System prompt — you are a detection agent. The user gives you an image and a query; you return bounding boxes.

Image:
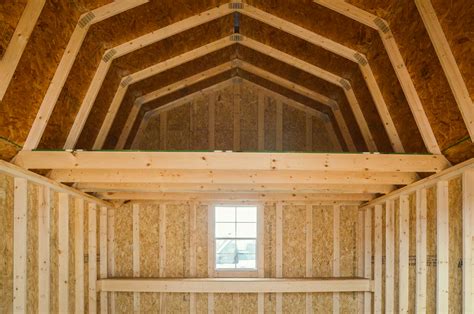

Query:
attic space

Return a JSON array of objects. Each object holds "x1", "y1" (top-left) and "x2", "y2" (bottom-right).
[{"x1": 0, "y1": 0, "x2": 473, "y2": 313}]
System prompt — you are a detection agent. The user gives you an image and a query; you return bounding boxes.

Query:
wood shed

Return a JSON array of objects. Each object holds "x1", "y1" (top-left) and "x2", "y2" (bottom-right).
[{"x1": 0, "y1": 0, "x2": 473, "y2": 313}]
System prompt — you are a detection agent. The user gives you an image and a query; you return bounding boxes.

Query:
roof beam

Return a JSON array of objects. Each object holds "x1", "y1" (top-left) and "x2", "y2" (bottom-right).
[
  {"x1": 23, "y1": 0, "x2": 149, "y2": 150},
  {"x1": 314, "y1": 0, "x2": 441, "y2": 154},
  {"x1": 0, "y1": 0, "x2": 46, "y2": 100},
  {"x1": 14, "y1": 151, "x2": 449, "y2": 173},
  {"x1": 75, "y1": 182, "x2": 394, "y2": 194},
  {"x1": 49, "y1": 168, "x2": 418, "y2": 185},
  {"x1": 414, "y1": 0, "x2": 474, "y2": 140}
]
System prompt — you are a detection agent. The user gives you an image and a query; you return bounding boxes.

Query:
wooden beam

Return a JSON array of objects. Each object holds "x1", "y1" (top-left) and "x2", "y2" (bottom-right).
[
  {"x1": 374, "y1": 204, "x2": 382, "y2": 313},
  {"x1": 462, "y1": 170, "x2": 474, "y2": 313},
  {"x1": 88, "y1": 203, "x2": 97, "y2": 314},
  {"x1": 399, "y1": 194, "x2": 409, "y2": 313},
  {"x1": 415, "y1": 0, "x2": 474, "y2": 140},
  {"x1": 333, "y1": 205, "x2": 340, "y2": 313},
  {"x1": 207, "y1": 205, "x2": 215, "y2": 313},
  {"x1": 23, "y1": 0, "x2": 149, "y2": 150},
  {"x1": 97, "y1": 278, "x2": 373, "y2": 293},
  {"x1": 75, "y1": 198, "x2": 85, "y2": 314},
  {"x1": 363, "y1": 208, "x2": 372, "y2": 313},
  {"x1": 436, "y1": 180, "x2": 449, "y2": 312},
  {"x1": 50, "y1": 169, "x2": 418, "y2": 185},
  {"x1": 38, "y1": 186, "x2": 51, "y2": 313},
  {"x1": 313, "y1": 0, "x2": 441, "y2": 154},
  {"x1": 416, "y1": 188, "x2": 427, "y2": 313},
  {"x1": 385, "y1": 199, "x2": 395, "y2": 313},
  {"x1": 95, "y1": 192, "x2": 375, "y2": 202},
  {"x1": 13, "y1": 177, "x2": 28, "y2": 313},
  {"x1": 75, "y1": 182, "x2": 395, "y2": 194},
  {"x1": 99, "y1": 206, "x2": 108, "y2": 314},
  {"x1": 58, "y1": 193, "x2": 69, "y2": 313},
  {"x1": 16, "y1": 151, "x2": 450, "y2": 172},
  {"x1": 0, "y1": 0, "x2": 46, "y2": 100},
  {"x1": 65, "y1": 36, "x2": 234, "y2": 149}
]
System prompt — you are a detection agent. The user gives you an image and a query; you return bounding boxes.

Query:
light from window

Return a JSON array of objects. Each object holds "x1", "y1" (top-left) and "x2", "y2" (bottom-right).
[{"x1": 215, "y1": 205, "x2": 257, "y2": 270}]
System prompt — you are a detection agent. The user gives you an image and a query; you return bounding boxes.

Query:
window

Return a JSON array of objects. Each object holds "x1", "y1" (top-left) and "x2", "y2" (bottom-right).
[{"x1": 213, "y1": 205, "x2": 260, "y2": 273}]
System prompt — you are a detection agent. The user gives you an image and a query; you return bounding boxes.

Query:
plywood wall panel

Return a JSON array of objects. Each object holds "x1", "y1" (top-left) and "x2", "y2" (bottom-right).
[
  {"x1": 215, "y1": 86, "x2": 234, "y2": 151},
  {"x1": 340, "y1": 205, "x2": 359, "y2": 313},
  {"x1": 192, "y1": 98, "x2": 210, "y2": 151},
  {"x1": 26, "y1": 183, "x2": 39, "y2": 312},
  {"x1": 282, "y1": 105, "x2": 305, "y2": 152},
  {"x1": 312, "y1": 116, "x2": 333, "y2": 152},
  {"x1": 264, "y1": 97, "x2": 277, "y2": 151},
  {"x1": 114, "y1": 204, "x2": 133, "y2": 312},
  {"x1": 240, "y1": 83, "x2": 259, "y2": 152},
  {"x1": 140, "y1": 115, "x2": 160, "y2": 150},
  {"x1": 167, "y1": 103, "x2": 191, "y2": 150}
]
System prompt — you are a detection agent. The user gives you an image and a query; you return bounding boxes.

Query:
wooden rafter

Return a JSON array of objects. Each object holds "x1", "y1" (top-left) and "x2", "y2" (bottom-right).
[
  {"x1": 13, "y1": 151, "x2": 449, "y2": 173},
  {"x1": 0, "y1": 0, "x2": 46, "y2": 100},
  {"x1": 23, "y1": 0, "x2": 149, "y2": 150},
  {"x1": 314, "y1": 0, "x2": 441, "y2": 154},
  {"x1": 414, "y1": 0, "x2": 474, "y2": 140}
]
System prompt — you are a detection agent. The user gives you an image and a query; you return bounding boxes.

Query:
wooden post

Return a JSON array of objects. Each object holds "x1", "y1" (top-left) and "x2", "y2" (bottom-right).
[
  {"x1": 100, "y1": 206, "x2": 108, "y2": 313},
  {"x1": 363, "y1": 208, "x2": 372, "y2": 313},
  {"x1": 333, "y1": 205, "x2": 340, "y2": 314},
  {"x1": 258, "y1": 92, "x2": 265, "y2": 151},
  {"x1": 209, "y1": 94, "x2": 216, "y2": 151},
  {"x1": 132, "y1": 204, "x2": 140, "y2": 313},
  {"x1": 207, "y1": 205, "x2": 215, "y2": 314},
  {"x1": 399, "y1": 194, "x2": 409, "y2": 313},
  {"x1": 463, "y1": 170, "x2": 474, "y2": 313},
  {"x1": 75, "y1": 198, "x2": 85, "y2": 313},
  {"x1": 190, "y1": 202, "x2": 197, "y2": 314},
  {"x1": 374, "y1": 205, "x2": 382, "y2": 313},
  {"x1": 385, "y1": 200, "x2": 395, "y2": 313},
  {"x1": 38, "y1": 186, "x2": 51, "y2": 313},
  {"x1": 306, "y1": 204, "x2": 313, "y2": 313},
  {"x1": 13, "y1": 177, "x2": 28, "y2": 313},
  {"x1": 89, "y1": 203, "x2": 97, "y2": 314},
  {"x1": 416, "y1": 188, "x2": 427, "y2": 313},
  {"x1": 437, "y1": 181, "x2": 449, "y2": 312},
  {"x1": 257, "y1": 203, "x2": 265, "y2": 314},
  {"x1": 107, "y1": 209, "x2": 116, "y2": 313},
  {"x1": 276, "y1": 100, "x2": 283, "y2": 151},
  {"x1": 58, "y1": 193, "x2": 69, "y2": 313},
  {"x1": 159, "y1": 204, "x2": 167, "y2": 312},
  {"x1": 276, "y1": 202, "x2": 283, "y2": 312}
]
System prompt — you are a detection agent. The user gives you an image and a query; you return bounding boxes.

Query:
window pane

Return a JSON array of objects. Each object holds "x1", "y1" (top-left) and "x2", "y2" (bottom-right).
[
  {"x1": 216, "y1": 239, "x2": 236, "y2": 269},
  {"x1": 236, "y1": 239, "x2": 256, "y2": 269},
  {"x1": 216, "y1": 223, "x2": 235, "y2": 238},
  {"x1": 236, "y1": 206, "x2": 257, "y2": 222},
  {"x1": 236, "y1": 222, "x2": 256, "y2": 238},
  {"x1": 215, "y1": 206, "x2": 235, "y2": 222}
]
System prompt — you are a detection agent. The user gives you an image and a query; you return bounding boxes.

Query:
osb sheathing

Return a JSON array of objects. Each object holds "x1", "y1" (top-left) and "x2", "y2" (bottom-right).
[
  {"x1": 26, "y1": 183, "x2": 39, "y2": 313},
  {"x1": 0, "y1": 0, "x2": 111, "y2": 158},
  {"x1": 448, "y1": 178, "x2": 462, "y2": 312},
  {"x1": 139, "y1": 204, "x2": 160, "y2": 312},
  {"x1": 282, "y1": 104, "x2": 306, "y2": 152},
  {"x1": 264, "y1": 96, "x2": 277, "y2": 151},
  {"x1": 0, "y1": 174, "x2": 13, "y2": 313},
  {"x1": 263, "y1": 203, "x2": 276, "y2": 312},
  {"x1": 237, "y1": 46, "x2": 367, "y2": 151},
  {"x1": 0, "y1": 0, "x2": 28, "y2": 59},
  {"x1": 282, "y1": 204, "x2": 306, "y2": 312},
  {"x1": 346, "y1": 0, "x2": 470, "y2": 152},
  {"x1": 102, "y1": 46, "x2": 236, "y2": 149},
  {"x1": 138, "y1": 114, "x2": 160, "y2": 150},
  {"x1": 240, "y1": 83, "x2": 259, "y2": 152},
  {"x1": 167, "y1": 104, "x2": 191, "y2": 150},
  {"x1": 312, "y1": 116, "x2": 334, "y2": 152},
  {"x1": 426, "y1": 186, "x2": 437, "y2": 313},
  {"x1": 215, "y1": 84, "x2": 235, "y2": 150},
  {"x1": 241, "y1": 16, "x2": 393, "y2": 153},
  {"x1": 114, "y1": 203, "x2": 133, "y2": 312},
  {"x1": 312, "y1": 205, "x2": 333, "y2": 312},
  {"x1": 340, "y1": 206, "x2": 359, "y2": 312},
  {"x1": 192, "y1": 96, "x2": 211, "y2": 151}
]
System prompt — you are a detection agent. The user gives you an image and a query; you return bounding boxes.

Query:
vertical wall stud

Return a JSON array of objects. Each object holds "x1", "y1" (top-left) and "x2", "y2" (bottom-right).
[
  {"x1": 258, "y1": 203, "x2": 265, "y2": 314},
  {"x1": 100, "y1": 206, "x2": 108, "y2": 313},
  {"x1": 437, "y1": 181, "x2": 449, "y2": 312},
  {"x1": 132, "y1": 204, "x2": 140, "y2": 313},
  {"x1": 385, "y1": 200, "x2": 395, "y2": 313},
  {"x1": 190, "y1": 202, "x2": 197, "y2": 314},
  {"x1": 463, "y1": 170, "x2": 474, "y2": 313},
  {"x1": 374, "y1": 205, "x2": 382, "y2": 313},
  {"x1": 13, "y1": 178, "x2": 27, "y2": 313},
  {"x1": 305, "y1": 204, "x2": 313, "y2": 313},
  {"x1": 107, "y1": 208, "x2": 116, "y2": 313},
  {"x1": 207, "y1": 205, "x2": 215, "y2": 314},
  {"x1": 333, "y1": 205, "x2": 340, "y2": 314},
  {"x1": 38, "y1": 186, "x2": 51, "y2": 313},
  {"x1": 363, "y1": 208, "x2": 372, "y2": 313},
  {"x1": 356, "y1": 210, "x2": 365, "y2": 312},
  {"x1": 88, "y1": 203, "x2": 97, "y2": 314},
  {"x1": 159, "y1": 204, "x2": 167, "y2": 313},
  {"x1": 58, "y1": 193, "x2": 69, "y2": 313},
  {"x1": 399, "y1": 194, "x2": 409, "y2": 313},
  {"x1": 75, "y1": 198, "x2": 85, "y2": 313},
  {"x1": 276, "y1": 202, "x2": 283, "y2": 312},
  {"x1": 416, "y1": 188, "x2": 427, "y2": 313}
]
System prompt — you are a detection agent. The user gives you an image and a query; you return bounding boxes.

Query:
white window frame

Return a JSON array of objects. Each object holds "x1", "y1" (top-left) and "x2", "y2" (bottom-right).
[{"x1": 208, "y1": 202, "x2": 264, "y2": 278}]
